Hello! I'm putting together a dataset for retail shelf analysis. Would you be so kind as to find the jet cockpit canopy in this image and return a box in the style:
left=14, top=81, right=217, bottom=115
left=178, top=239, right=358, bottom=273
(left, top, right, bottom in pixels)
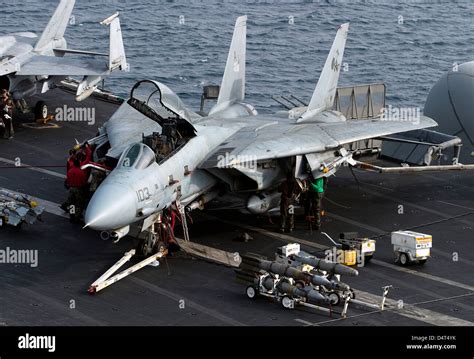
left=128, top=80, right=197, bottom=138
left=118, top=143, right=156, bottom=170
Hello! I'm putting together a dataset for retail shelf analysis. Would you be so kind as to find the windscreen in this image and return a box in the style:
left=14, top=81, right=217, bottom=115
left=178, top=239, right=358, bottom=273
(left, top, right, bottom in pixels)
left=121, top=143, right=141, bottom=168
left=135, top=145, right=156, bottom=169
left=119, top=143, right=156, bottom=169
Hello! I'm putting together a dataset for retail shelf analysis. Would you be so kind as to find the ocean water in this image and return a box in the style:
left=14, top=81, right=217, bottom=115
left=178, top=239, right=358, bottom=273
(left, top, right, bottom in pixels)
left=0, top=0, right=472, bottom=114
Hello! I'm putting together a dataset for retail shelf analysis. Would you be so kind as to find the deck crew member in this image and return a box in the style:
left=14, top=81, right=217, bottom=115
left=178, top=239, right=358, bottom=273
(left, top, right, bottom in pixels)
left=65, top=158, right=88, bottom=222
left=62, top=146, right=81, bottom=212
left=305, top=176, right=326, bottom=230
left=1, top=90, right=14, bottom=140
left=279, top=173, right=298, bottom=233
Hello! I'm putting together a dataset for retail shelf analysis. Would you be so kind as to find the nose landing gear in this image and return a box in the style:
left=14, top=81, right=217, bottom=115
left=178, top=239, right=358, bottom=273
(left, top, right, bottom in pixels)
left=136, top=211, right=176, bottom=257
left=89, top=205, right=240, bottom=294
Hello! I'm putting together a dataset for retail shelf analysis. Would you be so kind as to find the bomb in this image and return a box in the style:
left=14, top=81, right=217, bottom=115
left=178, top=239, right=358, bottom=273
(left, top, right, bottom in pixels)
left=294, top=251, right=359, bottom=277
left=250, top=274, right=330, bottom=304
left=258, top=259, right=332, bottom=288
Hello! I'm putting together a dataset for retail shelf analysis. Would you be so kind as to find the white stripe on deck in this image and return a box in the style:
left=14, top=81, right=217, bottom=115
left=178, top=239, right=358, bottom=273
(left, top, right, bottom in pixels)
left=437, top=200, right=474, bottom=212
left=294, top=318, right=314, bottom=326
left=371, top=260, right=474, bottom=292
left=356, top=291, right=473, bottom=326
left=360, top=183, right=474, bottom=227
left=0, top=156, right=66, bottom=179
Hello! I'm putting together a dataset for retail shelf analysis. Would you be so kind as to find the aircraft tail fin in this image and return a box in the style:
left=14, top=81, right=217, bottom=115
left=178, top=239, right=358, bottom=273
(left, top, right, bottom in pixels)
left=101, top=12, right=128, bottom=72
left=216, top=15, right=247, bottom=106
left=298, top=23, right=349, bottom=123
left=75, top=13, right=128, bottom=101
left=34, top=0, right=76, bottom=51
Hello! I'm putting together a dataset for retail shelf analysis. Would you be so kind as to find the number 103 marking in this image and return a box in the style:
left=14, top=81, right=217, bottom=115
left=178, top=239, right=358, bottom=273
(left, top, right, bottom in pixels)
left=137, top=187, right=151, bottom=202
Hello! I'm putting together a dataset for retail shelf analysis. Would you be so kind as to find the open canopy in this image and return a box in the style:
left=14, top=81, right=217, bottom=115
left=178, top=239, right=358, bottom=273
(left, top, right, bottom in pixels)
left=128, top=80, right=197, bottom=138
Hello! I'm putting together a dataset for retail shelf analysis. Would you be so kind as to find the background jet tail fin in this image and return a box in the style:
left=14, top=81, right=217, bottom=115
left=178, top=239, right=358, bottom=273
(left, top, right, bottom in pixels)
left=34, top=0, right=76, bottom=51
left=216, top=15, right=247, bottom=106
left=75, top=13, right=128, bottom=102
left=101, top=12, right=128, bottom=72
left=298, top=23, right=349, bottom=122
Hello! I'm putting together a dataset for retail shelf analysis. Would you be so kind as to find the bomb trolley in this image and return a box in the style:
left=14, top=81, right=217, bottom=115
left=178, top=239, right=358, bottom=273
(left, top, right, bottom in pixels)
left=239, top=243, right=392, bottom=317
left=276, top=243, right=358, bottom=306
left=237, top=247, right=354, bottom=318
left=245, top=271, right=350, bottom=317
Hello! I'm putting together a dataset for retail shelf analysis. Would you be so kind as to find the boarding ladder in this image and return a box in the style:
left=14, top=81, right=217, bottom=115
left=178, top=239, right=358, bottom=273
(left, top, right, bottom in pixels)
left=175, top=198, right=190, bottom=242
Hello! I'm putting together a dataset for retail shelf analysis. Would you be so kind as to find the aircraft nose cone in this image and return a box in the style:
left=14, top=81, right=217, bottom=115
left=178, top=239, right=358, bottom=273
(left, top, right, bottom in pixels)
left=84, top=184, right=137, bottom=231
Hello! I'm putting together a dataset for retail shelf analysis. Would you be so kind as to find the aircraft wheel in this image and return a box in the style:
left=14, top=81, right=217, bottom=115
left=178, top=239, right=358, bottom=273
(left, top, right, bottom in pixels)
left=328, top=292, right=340, bottom=306
left=246, top=285, right=258, bottom=300
left=153, top=240, right=166, bottom=254
left=138, top=241, right=149, bottom=257
left=281, top=296, right=294, bottom=309
left=138, top=233, right=155, bottom=256
left=35, top=101, right=48, bottom=120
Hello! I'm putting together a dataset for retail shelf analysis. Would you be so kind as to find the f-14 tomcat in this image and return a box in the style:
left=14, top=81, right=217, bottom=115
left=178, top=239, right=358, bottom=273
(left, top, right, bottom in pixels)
left=83, top=16, right=436, bottom=253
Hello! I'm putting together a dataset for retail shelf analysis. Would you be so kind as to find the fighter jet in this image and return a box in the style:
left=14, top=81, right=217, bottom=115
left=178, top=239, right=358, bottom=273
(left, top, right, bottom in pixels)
left=83, top=16, right=436, bottom=253
left=0, top=0, right=127, bottom=119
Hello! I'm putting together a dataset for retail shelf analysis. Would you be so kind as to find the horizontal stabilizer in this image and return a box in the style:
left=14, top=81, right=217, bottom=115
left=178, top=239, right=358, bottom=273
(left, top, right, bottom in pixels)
left=53, top=48, right=108, bottom=57
left=16, top=55, right=109, bottom=76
